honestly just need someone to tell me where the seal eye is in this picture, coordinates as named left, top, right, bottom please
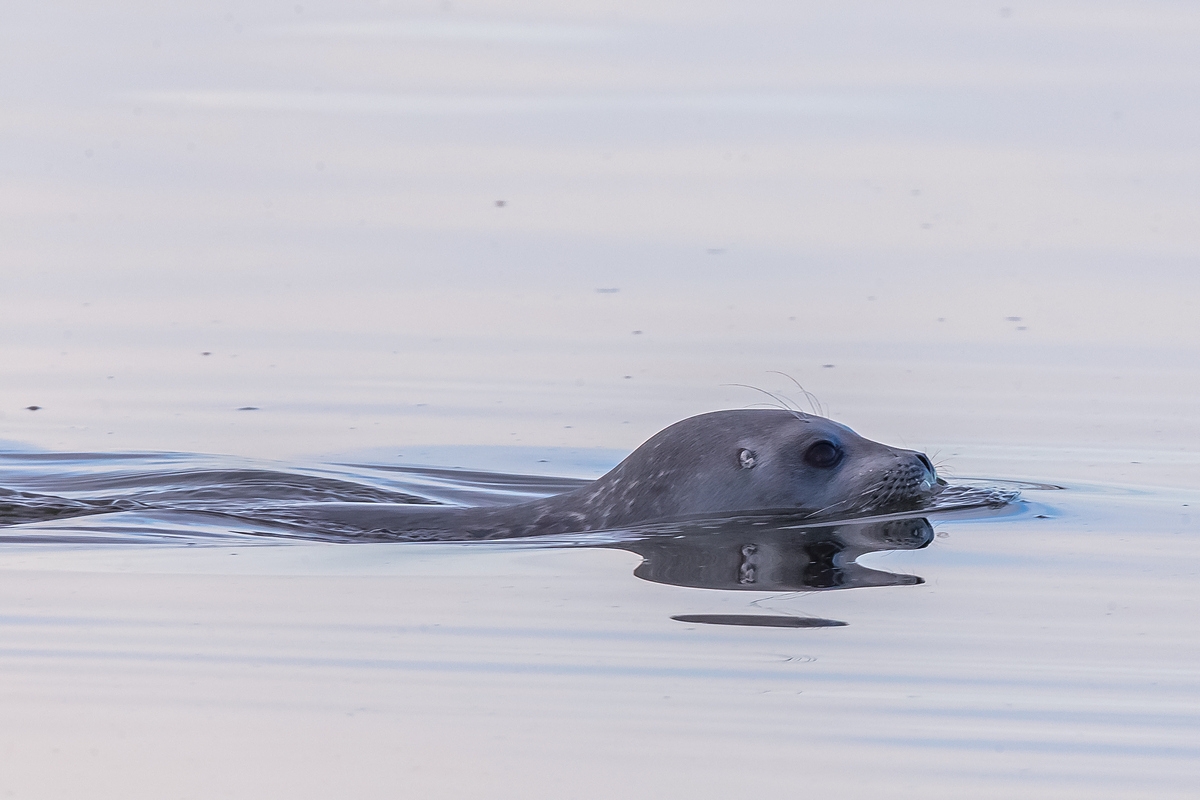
left=803, top=441, right=842, bottom=469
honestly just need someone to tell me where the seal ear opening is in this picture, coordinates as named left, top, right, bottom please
left=737, top=449, right=757, bottom=469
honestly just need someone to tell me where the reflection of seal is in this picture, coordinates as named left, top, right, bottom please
left=626, top=517, right=935, bottom=592
left=295, top=410, right=939, bottom=540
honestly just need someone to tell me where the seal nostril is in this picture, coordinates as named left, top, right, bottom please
left=915, top=453, right=935, bottom=477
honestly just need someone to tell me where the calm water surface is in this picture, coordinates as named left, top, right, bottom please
left=2, top=0, right=1199, bottom=797
left=0, top=446, right=1195, bottom=798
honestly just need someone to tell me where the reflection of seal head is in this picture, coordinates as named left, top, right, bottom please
left=627, top=517, right=936, bottom=592
left=291, top=410, right=940, bottom=540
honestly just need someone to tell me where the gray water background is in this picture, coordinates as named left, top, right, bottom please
left=1, top=1, right=1199, bottom=797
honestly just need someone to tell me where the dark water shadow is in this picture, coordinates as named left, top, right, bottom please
left=671, top=615, right=847, bottom=628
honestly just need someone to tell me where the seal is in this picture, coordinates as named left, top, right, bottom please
left=290, top=409, right=940, bottom=540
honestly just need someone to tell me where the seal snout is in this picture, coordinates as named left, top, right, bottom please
left=856, top=449, right=940, bottom=514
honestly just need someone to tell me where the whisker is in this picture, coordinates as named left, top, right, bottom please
left=808, top=495, right=860, bottom=518
left=767, top=371, right=824, bottom=417
left=722, top=383, right=806, bottom=421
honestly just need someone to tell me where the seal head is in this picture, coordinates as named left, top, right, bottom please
left=280, top=409, right=940, bottom=540
left=559, top=409, right=938, bottom=530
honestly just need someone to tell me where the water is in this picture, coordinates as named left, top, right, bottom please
left=2, top=0, right=1200, bottom=797
left=0, top=448, right=1194, bottom=798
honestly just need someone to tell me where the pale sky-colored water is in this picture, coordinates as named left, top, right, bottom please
left=1, top=2, right=1199, bottom=797
left=3, top=0, right=1198, bottom=472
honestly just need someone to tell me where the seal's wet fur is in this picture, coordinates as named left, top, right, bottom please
left=293, top=410, right=939, bottom=540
